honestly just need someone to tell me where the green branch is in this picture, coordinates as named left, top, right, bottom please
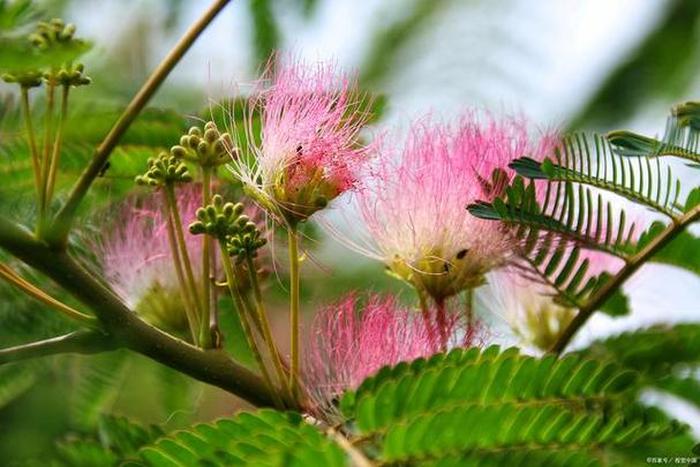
left=0, top=215, right=288, bottom=408
left=48, top=0, right=232, bottom=246
left=550, top=205, right=700, bottom=354
left=0, top=330, right=115, bottom=365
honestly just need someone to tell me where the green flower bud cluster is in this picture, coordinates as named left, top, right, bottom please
left=29, top=19, right=79, bottom=50
left=1, top=70, right=43, bottom=89
left=171, top=122, right=232, bottom=168
left=135, top=152, right=193, bottom=187
left=189, top=195, right=266, bottom=261
left=1, top=19, right=91, bottom=89
left=55, top=63, right=91, bottom=87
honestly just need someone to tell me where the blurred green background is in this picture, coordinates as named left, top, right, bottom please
left=1, top=0, right=700, bottom=463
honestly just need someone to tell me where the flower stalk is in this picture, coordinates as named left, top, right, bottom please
left=199, top=167, right=213, bottom=348
left=245, top=255, right=289, bottom=394
left=219, top=242, right=282, bottom=408
left=45, top=84, right=70, bottom=206
left=162, top=190, right=200, bottom=344
left=288, top=226, right=301, bottom=397
left=164, top=185, right=203, bottom=322
left=20, top=87, right=42, bottom=203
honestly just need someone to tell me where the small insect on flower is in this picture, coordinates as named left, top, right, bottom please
left=229, top=57, right=376, bottom=227
left=302, top=293, right=476, bottom=417
left=356, top=114, right=555, bottom=303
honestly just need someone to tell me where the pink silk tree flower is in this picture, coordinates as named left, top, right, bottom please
left=95, top=185, right=205, bottom=336
left=488, top=248, right=624, bottom=352
left=229, top=58, right=376, bottom=227
left=356, top=114, right=554, bottom=303
left=302, top=293, right=477, bottom=414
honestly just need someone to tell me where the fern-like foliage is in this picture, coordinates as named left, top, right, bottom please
left=469, top=104, right=700, bottom=315
left=138, top=410, right=345, bottom=467
left=510, top=133, right=684, bottom=219
left=53, top=415, right=164, bottom=467
left=468, top=175, right=633, bottom=313
left=607, top=101, right=700, bottom=165
left=578, top=324, right=700, bottom=413
left=340, top=346, right=691, bottom=465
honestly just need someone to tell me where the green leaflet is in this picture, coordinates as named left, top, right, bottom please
left=578, top=324, right=700, bottom=376
left=138, top=410, right=345, bottom=467
left=69, top=351, right=129, bottom=430
left=53, top=415, right=164, bottom=466
left=341, top=347, right=689, bottom=465
left=577, top=324, right=700, bottom=411
left=468, top=176, right=632, bottom=313
left=637, top=221, right=700, bottom=276
left=510, top=133, right=684, bottom=219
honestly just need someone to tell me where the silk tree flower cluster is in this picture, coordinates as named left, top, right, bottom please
left=355, top=115, right=556, bottom=303
left=302, top=293, right=476, bottom=414
left=229, top=58, right=375, bottom=227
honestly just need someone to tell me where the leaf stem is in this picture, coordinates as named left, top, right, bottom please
left=49, top=0, right=232, bottom=246
left=245, top=255, right=288, bottom=392
left=20, top=87, right=41, bottom=203
left=0, top=261, right=96, bottom=324
left=550, top=205, right=700, bottom=354
left=288, top=226, right=301, bottom=398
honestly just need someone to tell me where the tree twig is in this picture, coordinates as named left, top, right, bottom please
left=0, top=330, right=113, bottom=365
left=550, top=205, right=700, bottom=354
left=0, top=215, right=291, bottom=408
left=48, top=0, right=232, bottom=246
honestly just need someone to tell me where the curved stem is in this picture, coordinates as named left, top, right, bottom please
left=246, top=255, right=288, bottom=391
left=220, top=243, right=282, bottom=408
left=417, top=288, right=437, bottom=348
left=49, top=0, right=232, bottom=246
left=45, top=85, right=69, bottom=206
left=165, top=185, right=202, bottom=320
left=20, top=87, right=41, bottom=202
left=287, top=227, right=301, bottom=398
left=163, top=190, right=200, bottom=344
left=0, top=261, right=95, bottom=324
left=550, top=205, right=700, bottom=354
left=200, top=168, right=213, bottom=348
left=0, top=216, right=285, bottom=408
left=435, top=297, right=448, bottom=351
left=38, top=80, right=56, bottom=229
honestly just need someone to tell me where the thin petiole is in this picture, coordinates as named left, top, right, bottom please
left=162, top=190, right=200, bottom=344
left=245, top=255, right=289, bottom=392
left=219, top=243, right=283, bottom=408
left=287, top=226, right=301, bottom=399
left=45, top=85, right=70, bottom=206
left=20, top=87, right=42, bottom=202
